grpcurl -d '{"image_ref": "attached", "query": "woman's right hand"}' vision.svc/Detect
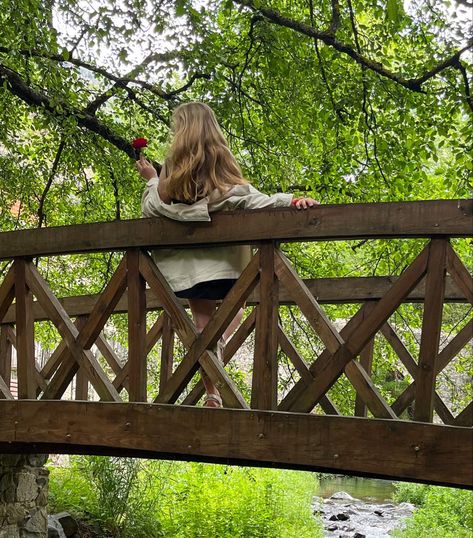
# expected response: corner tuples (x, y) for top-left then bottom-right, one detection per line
(135, 154), (158, 181)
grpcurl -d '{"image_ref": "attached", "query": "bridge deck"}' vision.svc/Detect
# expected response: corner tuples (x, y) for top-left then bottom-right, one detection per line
(0, 200), (472, 488)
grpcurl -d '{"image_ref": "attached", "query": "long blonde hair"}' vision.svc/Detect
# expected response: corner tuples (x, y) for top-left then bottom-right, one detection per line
(164, 102), (247, 202)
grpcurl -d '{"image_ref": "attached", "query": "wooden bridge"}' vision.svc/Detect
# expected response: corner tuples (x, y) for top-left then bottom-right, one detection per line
(0, 199), (472, 488)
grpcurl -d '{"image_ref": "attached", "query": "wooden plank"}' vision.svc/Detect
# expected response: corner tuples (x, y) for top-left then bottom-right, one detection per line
(2, 275), (467, 324)
(275, 250), (344, 354)
(415, 240), (447, 422)
(455, 402), (473, 427)
(0, 265), (15, 322)
(0, 200), (471, 260)
(0, 400), (472, 488)
(278, 326), (339, 416)
(15, 259), (36, 399)
(159, 313), (174, 391)
(25, 263), (121, 402)
(127, 250), (147, 402)
(446, 243), (473, 305)
(252, 244), (279, 410)
(141, 252), (255, 408)
(354, 339), (374, 417)
(288, 246), (429, 413)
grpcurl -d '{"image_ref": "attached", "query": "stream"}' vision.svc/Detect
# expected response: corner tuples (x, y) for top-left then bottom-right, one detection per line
(313, 477), (415, 538)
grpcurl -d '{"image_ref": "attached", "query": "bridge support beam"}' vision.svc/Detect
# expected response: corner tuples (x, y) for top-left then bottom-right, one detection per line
(0, 401), (471, 489)
(0, 454), (48, 538)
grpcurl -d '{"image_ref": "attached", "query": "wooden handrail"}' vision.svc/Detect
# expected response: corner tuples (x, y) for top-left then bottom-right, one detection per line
(0, 199), (471, 259)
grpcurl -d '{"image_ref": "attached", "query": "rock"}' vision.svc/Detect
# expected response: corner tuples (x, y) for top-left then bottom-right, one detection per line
(48, 515), (67, 538)
(55, 512), (79, 537)
(327, 524), (338, 531)
(329, 515), (338, 521)
(336, 513), (350, 521)
(329, 491), (356, 501)
(353, 533), (366, 538)
(374, 509), (383, 516)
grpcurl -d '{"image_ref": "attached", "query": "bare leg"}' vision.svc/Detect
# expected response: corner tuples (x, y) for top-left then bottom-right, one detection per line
(188, 298), (220, 407)
(188, 300), (244, 407)
(223, 307), (244, 342)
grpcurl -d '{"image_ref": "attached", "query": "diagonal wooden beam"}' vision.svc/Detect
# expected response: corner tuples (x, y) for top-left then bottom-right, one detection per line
(354, 339), (374, 417)
(286, 245), (430, 413)
(25, 263), (121, 401)
(446, 243), (473, 305)
(279, 305), (371, 411)
(391, 318), (473, 416)
(159, 313), (174, 392)
(455, 401), (473, 427)
(274, 250), (344, 354)
(39, 259), (127, 400)
(344, 360), (397, 419)
(0, 265), (15, 323)
(0, 326), (12, 390)
(415, 239), (447, 422)
(182, 309), (257, 406)
(381, 323), (455, 424)
(277, 325), (339, 415)
(140, 252), (254, 408)
(0, 373), (13, 399)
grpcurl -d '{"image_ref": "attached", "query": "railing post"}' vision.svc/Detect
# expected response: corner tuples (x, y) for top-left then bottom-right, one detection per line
(251, 242), (279, 410)
(414, 239), (447, 422)
(354, 337), (374, 417)
(127, 250), (147, 402)
(14, 259), (36, 399)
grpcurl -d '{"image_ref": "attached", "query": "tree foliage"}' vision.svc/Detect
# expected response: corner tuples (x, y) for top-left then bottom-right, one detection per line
(0, 0), (471, 232)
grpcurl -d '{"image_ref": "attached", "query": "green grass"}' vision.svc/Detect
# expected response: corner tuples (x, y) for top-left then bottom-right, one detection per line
(392, 482), (473, 538)
(48, 457), (322, 538)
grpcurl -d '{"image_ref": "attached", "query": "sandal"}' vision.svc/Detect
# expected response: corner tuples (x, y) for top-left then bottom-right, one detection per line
(203, 394), (222, 408)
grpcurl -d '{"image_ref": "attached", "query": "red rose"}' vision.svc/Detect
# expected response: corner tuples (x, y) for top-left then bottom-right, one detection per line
(132, 137), (148, 149)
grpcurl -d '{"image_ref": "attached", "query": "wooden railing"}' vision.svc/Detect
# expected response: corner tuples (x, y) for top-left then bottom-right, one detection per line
(0, 199), (472, 486)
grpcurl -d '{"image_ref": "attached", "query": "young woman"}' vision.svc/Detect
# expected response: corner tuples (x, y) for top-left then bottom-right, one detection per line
(137, 102), (317, 407)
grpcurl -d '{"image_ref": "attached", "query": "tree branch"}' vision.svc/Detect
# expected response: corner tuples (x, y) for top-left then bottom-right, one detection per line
(38, 140), (65, 227)
(0, 63), (160, 166)
(232, 0), (473, 92)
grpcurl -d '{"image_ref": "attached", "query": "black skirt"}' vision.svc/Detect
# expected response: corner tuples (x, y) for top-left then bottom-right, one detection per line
(175, 278), (237, 300)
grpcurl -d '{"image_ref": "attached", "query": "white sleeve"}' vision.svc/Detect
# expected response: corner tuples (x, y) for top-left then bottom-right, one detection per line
(220, 185), (293, 210)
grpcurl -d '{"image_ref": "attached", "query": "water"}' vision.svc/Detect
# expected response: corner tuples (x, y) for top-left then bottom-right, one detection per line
(317, 476), (396, 503)
(313, 477), (415, 537)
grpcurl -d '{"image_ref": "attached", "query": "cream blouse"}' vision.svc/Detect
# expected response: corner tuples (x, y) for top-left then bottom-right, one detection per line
(141, 177), (293, 292)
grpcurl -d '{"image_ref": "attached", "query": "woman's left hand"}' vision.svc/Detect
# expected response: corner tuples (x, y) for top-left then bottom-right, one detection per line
(135, 154), (158, 181)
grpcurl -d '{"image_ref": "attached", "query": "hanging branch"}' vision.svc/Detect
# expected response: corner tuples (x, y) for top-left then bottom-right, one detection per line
(0, 63), (148, 162)
(232, 0), (473, 93)
(38, 139), (66, 228)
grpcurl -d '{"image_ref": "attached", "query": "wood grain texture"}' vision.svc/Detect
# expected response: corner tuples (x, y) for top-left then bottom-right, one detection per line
(415, 240), (447, 422)
(0, 200), (471, 260)
(252, 244), (279, 410)
(15, 259), (36, 399)
(127, 250), (147, 402)
(0, 400), (471, 488)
